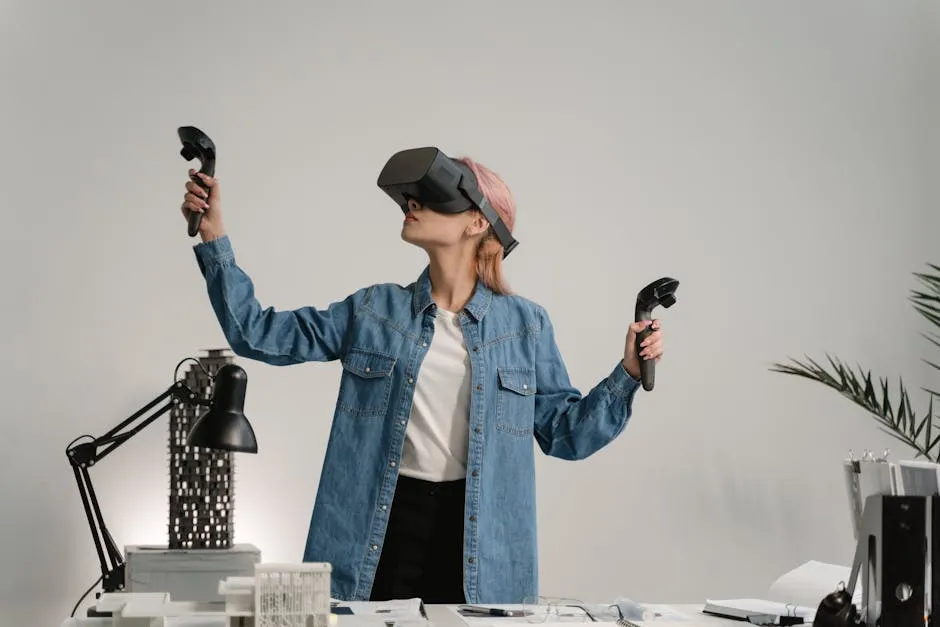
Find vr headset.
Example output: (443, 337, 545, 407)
(376, 147, 518, 258)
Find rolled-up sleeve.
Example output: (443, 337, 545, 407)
(193, 236, 366, 365)
(532, 306, 640, 460)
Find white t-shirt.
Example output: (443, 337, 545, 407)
(399, 307, 472, 482)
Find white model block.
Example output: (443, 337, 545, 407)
(125, 543, 261, 603)
(254, 563, 332, 627)
(92, 593, 171, 627)
(89, 561, 334, 627)
(119, 598, 222, 617)
(90, 592, 229, 627)
(219, 575, 256, 617)
(95, 592, 169, 614)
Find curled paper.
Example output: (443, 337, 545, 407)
(614, 598, 656, 621)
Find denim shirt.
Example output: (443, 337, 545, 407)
(193, 236, 641, 603)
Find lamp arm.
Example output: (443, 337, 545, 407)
(65, 380, 209, 593)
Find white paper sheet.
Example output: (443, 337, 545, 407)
(766, 560, 860, 608)
(338, 598, 426, 620)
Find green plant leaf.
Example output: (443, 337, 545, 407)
(922, 332, 940, 352)
(926, 395, 935, 454)
(914, 306, 940, 328)
(876, 426, 921, 456)
(770, 262, 940, 462)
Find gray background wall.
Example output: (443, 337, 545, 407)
(2, 1, 938, 626)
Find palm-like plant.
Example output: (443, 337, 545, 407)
(769, 264, 940, 460)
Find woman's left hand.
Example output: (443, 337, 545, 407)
(622, 319, 664, 381)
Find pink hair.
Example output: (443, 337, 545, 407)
(456, 156, 516, 295)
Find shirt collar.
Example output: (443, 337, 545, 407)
(412, 266, 493, 321)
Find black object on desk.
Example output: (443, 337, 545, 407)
(814, 493, 930, 627)
(746, 614, 804, 626)
(849, 494, 926, 627)
(65, 357, 258, 616)
(703, 603, 805, 626)
(811, 586, 859, 627)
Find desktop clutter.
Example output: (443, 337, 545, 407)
(810, 452, 940, 627)
(66, 350, 260, 617)
(93, 563, 338, 627)
(63, 344, 939, 627)
(691, 451, 940, 627)
(749, 451, 940, 627)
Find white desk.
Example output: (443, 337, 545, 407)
(60, 603, 742, 627)
(423, 603, 737, 627)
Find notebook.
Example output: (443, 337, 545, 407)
(704, 560, 858, 623)
(702, 598, 813, 622)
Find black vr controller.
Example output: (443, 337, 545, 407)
(178, 126, 217, 237)
(634, 277, 679, 392)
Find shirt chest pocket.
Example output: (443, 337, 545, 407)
(337, 348, 397, 417)
(495, 367, 536, 438)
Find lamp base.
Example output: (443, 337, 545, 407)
(84, 590, 124, 618)
(86, 607, 114, 618)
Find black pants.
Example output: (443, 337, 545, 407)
(370, 474, 467, 604)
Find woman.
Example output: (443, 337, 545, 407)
(180, 152, 664, 605)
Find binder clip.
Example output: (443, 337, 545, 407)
(747, 615, 804, 626)
(745, 603, 804, 626)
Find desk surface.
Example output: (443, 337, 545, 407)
(424, 604, 735, 627)
(60, 603, 739, 627)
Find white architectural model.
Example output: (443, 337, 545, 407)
(94, 562, 334, 627)
(228, 562, 333, 627)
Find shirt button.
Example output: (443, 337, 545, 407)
(473, 346, 479, 352)
(390, 461, 396, 467)
(474, 427, 482, 434)
(467, 557, 475, 564)
(422, 342, 428, 348)
(476, 384, 483, 391)
(381, 505, 387, 511)
(400, 420, 406, 425)
(471, 470, 479, 477)
(372, 544, 378, 551)
(408, 377, 414, 384)
(469, 515, 476, 522)
(523, 384, 528, 390)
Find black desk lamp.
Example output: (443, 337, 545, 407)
(65, 357, 258, 607)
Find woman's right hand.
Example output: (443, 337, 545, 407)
(181, 169, 225, 242)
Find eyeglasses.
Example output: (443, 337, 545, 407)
(521, 597, 640, 626)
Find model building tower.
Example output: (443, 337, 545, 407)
(168, 348, 237, 550)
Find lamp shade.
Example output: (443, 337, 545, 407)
(187, 363, 258, 453)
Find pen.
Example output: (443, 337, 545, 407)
(459, 605, 531, 618)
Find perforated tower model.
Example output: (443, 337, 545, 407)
(168, 348, 237, 549)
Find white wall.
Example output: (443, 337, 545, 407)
(2, 1, 938, 625)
